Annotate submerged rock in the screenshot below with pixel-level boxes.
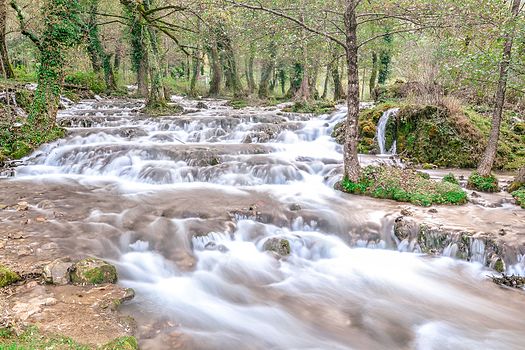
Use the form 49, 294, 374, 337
43, 258, 73, 285
263, 238, 291, 257
0, 264, 20, 287
70, 258, 118, 285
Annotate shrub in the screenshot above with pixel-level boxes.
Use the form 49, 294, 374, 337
512, 189, 525, 208
340, 165, 467, 207
467, 172, 499, 192
442, 173, 459, 185
65, 71, 106, 94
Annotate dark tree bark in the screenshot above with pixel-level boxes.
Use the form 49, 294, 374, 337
245, 42, 256, 93
258, 40, 276, 98
286, 62, 303, 98
369, 52, 378, 96
208, 40, 222, 96
0, 0, 14, 78
321, 64, 330, 99
477, 0, 521, 176
331, 56, 345, 101
343, 0, 361, 181
190, 49, 202, 96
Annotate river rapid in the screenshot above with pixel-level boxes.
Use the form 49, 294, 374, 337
8, 97, 525, 349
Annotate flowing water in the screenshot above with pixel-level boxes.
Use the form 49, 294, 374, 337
376, 108, 399, 155
8, 98, 525, 349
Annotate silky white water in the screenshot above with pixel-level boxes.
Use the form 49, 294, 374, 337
11, 98, 525, 349
376, 108, 399, 155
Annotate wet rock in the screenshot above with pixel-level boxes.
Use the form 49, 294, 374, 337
491, 274, 525, 289
490, 257, 506, 273
43, 258, 73, 285
196, 101, 208, 109
17, 246, 33, 257
0, 264, 20, 287
499, 229, 507, 236
8, 231, 24, 239
101, 336, 139, 350
428, 208, 438, 214
471, 191, 480, 198
289, 203, 302, 211
400, 208, 413, 216
16, 201, 29, 211
70, 258, 118, 285
393, 217, 418, 241
263, 238, 291, 256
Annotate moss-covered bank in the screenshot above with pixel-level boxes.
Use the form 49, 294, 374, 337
332, 103, 525, 170
340, 165, 467, 207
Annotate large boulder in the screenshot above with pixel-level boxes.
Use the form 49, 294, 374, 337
0, 264, 20, 287
70, 258, 118, 285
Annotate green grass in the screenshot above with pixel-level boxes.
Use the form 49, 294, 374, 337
64, 72, 106, 94
0, 327, 138, 350
467, 172, 499, 192
340, 165, 467, 207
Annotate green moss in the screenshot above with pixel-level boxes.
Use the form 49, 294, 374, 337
70, 258, 118, 285
283, 100, 336, 115
442, 173, 459, 185
228, 99, 249, 109
467, 172, 499, 192
340, 165, 467, 207
512, 188, 525, 208
0, 326, 90, 350
101, 336, 138, 350
494, 259, 505, 273
142, 103, 183, 117
0, 265, 20, 288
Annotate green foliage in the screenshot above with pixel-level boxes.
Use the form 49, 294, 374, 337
467, 172, 499, 192
442, 173, 459, 185
101, 337, 138, 350
65, 72, 106, 94
512, 188, 525, 208
283, 101, 336, 115
11, 66, 37, 82
341, 165, 467, 207
228, 99, 249, 109
0, 265, 20, 288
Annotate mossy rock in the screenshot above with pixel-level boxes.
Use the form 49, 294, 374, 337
70, 258, 117, 285
101, 336, 139, 350
263, 238, 291, 256
442, 173, 459, 185
0, 265, 20, 288
467, 172, 499, 192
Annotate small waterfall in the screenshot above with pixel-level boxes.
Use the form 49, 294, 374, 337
376, 108, 399, 155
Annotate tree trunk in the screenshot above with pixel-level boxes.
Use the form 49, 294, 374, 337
309, 63, 319, 99
378, 33, 392, 85
477, 0, 520, 176
208, 41, 222, 96
332, 56, 345, 101
321, 64, 330, 100
246, 42, 256, 94
190, 49, 201, 96
137, 60, 148, 97
369, 52, 378, 96
0, 0, 14, 78
343, 0, 361, 181
286, 63, 303, 98
124, 1, 148, 97
278, 68, 286, 95
258, 40, 276, 99
145, 25, 166, 107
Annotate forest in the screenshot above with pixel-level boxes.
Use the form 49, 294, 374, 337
0, 0, 525, 349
